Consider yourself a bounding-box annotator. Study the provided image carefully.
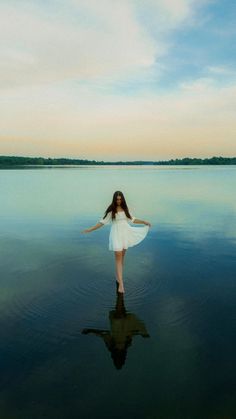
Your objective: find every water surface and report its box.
[0,165,235,418]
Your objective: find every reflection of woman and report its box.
[81,191,151,293]
[82,292,150,370]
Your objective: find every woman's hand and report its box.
[144,221,151,227]
[80,229,91,233]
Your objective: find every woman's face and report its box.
[116,195,122,206]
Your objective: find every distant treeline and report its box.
[0,155,236,166]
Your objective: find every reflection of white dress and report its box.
[99,210,149,251]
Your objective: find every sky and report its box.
[0,0,236,161]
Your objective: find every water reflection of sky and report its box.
[0,165,235,241]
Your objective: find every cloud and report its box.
[149,0,200,28]
[133,0,213,33]
[0,0,211,90]
[180,65,236,92]
[206,65,236,76]
[178,77,216,92]
[0,0,157,89]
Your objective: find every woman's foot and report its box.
[118,284,125,293]
[116,278,125,293]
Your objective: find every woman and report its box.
[81,191,151,294]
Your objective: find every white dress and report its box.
[99,210,149,251]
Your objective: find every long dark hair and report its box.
[102,191,133,222]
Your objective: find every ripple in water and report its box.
[0,252,158,356]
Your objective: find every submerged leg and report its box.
[114,250,125,293]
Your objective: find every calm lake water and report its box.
[0,165,235,419]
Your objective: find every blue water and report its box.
[0,165,235,418]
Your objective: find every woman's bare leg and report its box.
[122,248,127,266]
[115,250,125,293]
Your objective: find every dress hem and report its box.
[109,225,149,251]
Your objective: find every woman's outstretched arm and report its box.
[133,218,151,226]
[81,211,112,233]
[128,211,151,227]
[80,222,104,233]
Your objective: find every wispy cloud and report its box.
[206,65,236,76]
